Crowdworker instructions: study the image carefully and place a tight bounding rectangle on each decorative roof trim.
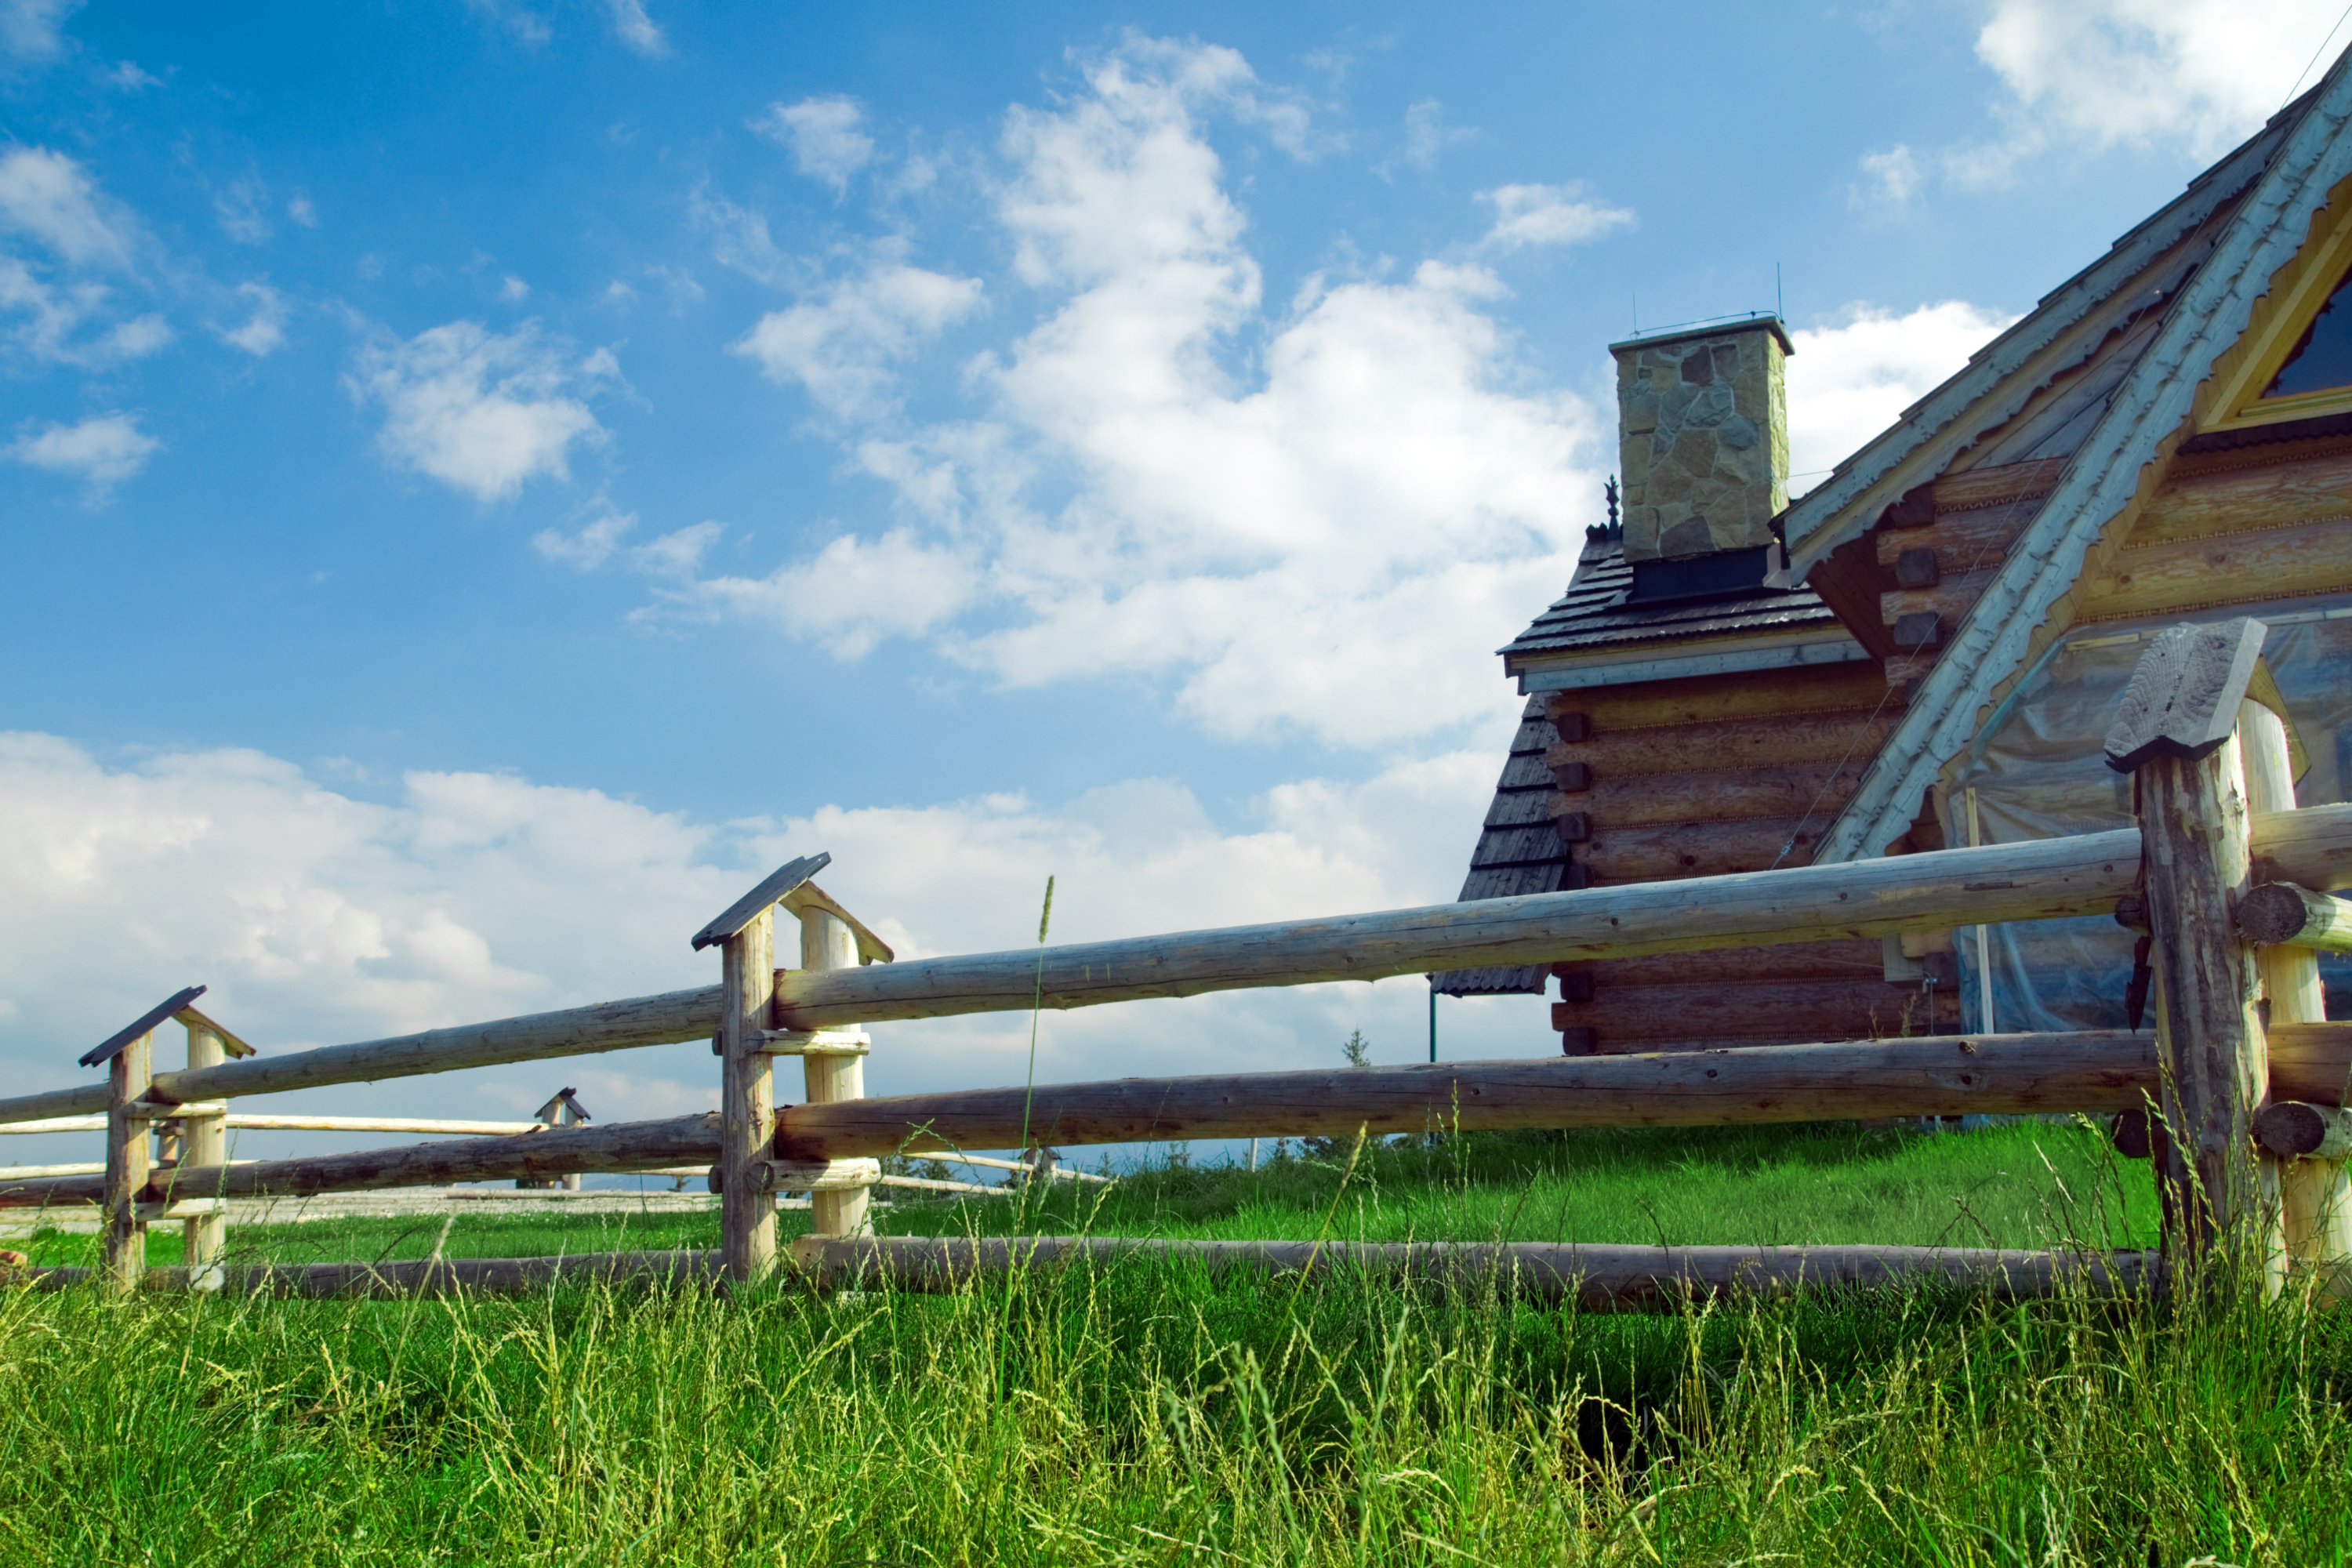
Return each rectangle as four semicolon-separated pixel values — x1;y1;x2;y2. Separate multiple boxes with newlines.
1818;57;2352;864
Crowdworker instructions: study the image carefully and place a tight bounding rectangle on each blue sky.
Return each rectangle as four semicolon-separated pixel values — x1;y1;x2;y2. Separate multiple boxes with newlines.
3;0;2347;1163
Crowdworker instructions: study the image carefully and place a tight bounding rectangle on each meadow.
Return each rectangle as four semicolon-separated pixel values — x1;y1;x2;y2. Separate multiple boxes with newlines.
5;1121;2349;1566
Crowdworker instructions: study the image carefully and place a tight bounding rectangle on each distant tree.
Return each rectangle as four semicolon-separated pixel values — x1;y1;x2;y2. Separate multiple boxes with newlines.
1341;1029;1370;1069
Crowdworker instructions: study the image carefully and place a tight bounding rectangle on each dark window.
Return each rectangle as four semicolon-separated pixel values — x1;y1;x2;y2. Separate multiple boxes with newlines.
2263;260;2352;400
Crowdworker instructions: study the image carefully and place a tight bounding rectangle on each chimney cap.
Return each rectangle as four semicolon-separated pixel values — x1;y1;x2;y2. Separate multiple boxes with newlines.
1608;312;1794;358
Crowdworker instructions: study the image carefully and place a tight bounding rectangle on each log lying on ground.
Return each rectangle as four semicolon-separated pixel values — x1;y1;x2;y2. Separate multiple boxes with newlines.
0;1113;723;1209
779;1029;2170;1160
790;1236;2160;1308
22;1249;724;1297
5;804;2343;1125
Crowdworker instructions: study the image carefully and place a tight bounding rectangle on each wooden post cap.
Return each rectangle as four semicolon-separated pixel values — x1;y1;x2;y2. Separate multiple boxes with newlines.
80;985;207;1069
2103;617;2267;773
691;853;829;952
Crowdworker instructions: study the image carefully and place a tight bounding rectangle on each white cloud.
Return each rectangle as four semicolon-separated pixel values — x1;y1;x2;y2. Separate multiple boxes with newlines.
731;259;984;419
0;146;135;267
1784;300;2024;486
1475;183;1635;252
690;185;795;285
287;194;318;227
103;59;158;90
347;319;610;503
0;728;1543;1157
1851;145;1922;212
499;274;530;301
1975;0;2346;162
680;40;1598;748
1399;100;1474;171
218;281;286;355
1872;2;2351;203
533;508;638;569
604;0;666;57
753;95;876;191
5;411;159;492
214;177;271;244
0;0;80;61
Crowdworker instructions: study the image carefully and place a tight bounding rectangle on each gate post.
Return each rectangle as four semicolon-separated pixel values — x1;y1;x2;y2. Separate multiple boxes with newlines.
2104;619;2279;1288
102;1028;152;1294
180;1017;227;1286
719;908;778;1284
2238;699;2352;1294
796;908;874;1239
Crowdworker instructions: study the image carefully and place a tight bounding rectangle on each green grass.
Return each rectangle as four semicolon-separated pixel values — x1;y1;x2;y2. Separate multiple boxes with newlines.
7;1123;2343;1566
10;1118;2165;1272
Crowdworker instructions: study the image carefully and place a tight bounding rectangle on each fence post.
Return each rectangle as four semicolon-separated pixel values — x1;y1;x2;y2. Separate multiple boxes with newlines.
2106;619;2279;1287
102;1029;153;1294
180;1018;227;1287
719;909;778;1284
799;908;873;1239
2238;698;2352;1293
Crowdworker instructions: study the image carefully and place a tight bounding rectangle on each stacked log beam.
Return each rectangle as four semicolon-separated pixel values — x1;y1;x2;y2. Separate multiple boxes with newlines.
1541;663;1924;1056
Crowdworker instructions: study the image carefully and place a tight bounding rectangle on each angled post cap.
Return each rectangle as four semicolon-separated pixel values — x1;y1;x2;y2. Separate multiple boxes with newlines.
691;852;831;952
781;880;896;965
172;1003;257;1059
534;1087;593;1123
80;985;207;1069
2103;617;2268;773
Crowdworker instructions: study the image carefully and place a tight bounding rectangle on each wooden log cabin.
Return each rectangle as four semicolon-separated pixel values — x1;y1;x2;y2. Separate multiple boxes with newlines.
1440;57;2352;1051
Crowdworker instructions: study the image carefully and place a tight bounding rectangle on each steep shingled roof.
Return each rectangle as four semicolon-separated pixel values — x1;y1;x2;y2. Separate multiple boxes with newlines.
1430;695;1565;996
1816;57;2352;862
1501;526;1842;669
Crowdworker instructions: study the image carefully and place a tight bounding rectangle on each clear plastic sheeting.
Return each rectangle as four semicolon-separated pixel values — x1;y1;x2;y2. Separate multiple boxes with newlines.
1944;596;2352;1035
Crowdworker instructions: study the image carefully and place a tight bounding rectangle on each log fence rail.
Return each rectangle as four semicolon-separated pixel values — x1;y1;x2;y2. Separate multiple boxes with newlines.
2;617;2347;1299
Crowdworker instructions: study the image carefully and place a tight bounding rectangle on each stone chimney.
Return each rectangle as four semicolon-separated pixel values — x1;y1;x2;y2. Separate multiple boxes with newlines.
1610;317;1793;565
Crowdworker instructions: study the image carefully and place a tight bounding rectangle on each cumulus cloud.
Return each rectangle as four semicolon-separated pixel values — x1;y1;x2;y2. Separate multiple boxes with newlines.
690;185;796;285
753;95;877;191
731;258;984;419
347;319;612;503
605;0;666;56
0;146;136;267
5;411;159;493
1784;300;2024;486
0;728;1544;1163
1398;99;1474;171
213;177;272;244
1475;183;1635;252
1864;2;2350;205
218;281;286;355
0;0;80;61
0;256;169;365
677;39;1602;748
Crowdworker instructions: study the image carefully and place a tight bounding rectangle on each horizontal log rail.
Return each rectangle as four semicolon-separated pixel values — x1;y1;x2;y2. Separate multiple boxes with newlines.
0;1113;721;1209
789;1236;2163;1308
9;1025;2339;1210
779;1024;2352;1161
4;804;2343;1131
19;1250;727;1297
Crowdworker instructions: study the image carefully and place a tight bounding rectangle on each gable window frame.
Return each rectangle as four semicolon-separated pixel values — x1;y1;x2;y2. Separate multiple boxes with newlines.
2202;178;2352;434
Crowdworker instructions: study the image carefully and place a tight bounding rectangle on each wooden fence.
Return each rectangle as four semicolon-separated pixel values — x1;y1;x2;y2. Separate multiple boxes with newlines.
5;619;2350;1302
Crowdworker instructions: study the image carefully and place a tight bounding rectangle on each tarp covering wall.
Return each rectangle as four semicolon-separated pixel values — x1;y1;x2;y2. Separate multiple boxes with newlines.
1945;597;2352;1034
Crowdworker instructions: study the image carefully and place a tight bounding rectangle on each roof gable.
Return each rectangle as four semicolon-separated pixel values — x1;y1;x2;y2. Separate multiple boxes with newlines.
1780;88;2313;579
1818;54;2352;863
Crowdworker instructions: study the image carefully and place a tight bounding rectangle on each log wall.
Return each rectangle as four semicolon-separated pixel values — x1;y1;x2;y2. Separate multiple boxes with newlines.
1541;664;1936;1054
